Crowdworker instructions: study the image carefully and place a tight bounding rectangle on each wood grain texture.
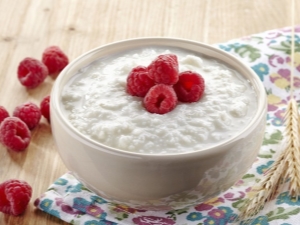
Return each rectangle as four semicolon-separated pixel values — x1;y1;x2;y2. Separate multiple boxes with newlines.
0;0;299;224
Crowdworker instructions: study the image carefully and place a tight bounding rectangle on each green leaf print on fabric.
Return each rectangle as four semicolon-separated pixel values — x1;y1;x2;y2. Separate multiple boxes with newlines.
270;40;300;54
166;208;189;220
232;199;247;210
233;45;261;62
258;153;273;159
240;173;260;186
262;130;283;145
242;174;255;179
108;203;147;222
108;206;131;221
259;154;273;159
258;149;276;159
266;207;300;221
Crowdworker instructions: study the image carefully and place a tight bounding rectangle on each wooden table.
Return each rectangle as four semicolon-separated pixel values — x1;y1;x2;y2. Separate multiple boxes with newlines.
1;0;299;224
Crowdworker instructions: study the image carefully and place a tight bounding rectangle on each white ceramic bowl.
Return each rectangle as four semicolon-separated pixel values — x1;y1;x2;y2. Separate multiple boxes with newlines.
50;38;267;210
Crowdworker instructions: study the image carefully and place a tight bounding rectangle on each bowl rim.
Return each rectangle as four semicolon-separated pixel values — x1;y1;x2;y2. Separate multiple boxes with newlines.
51;37;267;158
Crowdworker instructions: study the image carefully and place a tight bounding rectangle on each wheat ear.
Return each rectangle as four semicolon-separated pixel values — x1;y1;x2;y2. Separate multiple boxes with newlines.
238;98;300;220
284;98;300;198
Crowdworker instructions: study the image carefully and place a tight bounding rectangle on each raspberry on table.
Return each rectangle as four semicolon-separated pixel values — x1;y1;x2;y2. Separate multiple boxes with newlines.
13;102;41;130
143;84;177;114
0;179;32;216
148;54;179;85
0;106;9;124
40;95;50;122
42;46;69;74
17;57;49;88
0;117;31;152
127;66;155;97
173;71;205;102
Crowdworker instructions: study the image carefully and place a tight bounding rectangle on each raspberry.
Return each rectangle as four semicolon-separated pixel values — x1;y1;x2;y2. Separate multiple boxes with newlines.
17;57;49;89
40;95;50;122
0;117;31;152
148;54;179;85
42;46;69;74
13;102;41;130
173;71;205;102
143;84;177;114
0;179;32;216
0;106;9;124
127;66;155;97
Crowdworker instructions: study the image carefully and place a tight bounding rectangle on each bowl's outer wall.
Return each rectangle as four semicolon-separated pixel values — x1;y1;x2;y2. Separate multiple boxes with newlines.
50;38;267;210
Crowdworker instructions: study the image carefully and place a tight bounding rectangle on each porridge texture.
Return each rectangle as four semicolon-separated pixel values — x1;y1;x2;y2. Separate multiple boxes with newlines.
61;48;257;154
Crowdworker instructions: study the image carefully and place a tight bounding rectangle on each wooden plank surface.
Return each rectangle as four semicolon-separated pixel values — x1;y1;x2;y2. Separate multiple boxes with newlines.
0;0;299;224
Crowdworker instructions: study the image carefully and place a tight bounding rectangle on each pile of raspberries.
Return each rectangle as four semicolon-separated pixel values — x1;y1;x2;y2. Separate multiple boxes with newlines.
126;54;205;114
0;46;68;216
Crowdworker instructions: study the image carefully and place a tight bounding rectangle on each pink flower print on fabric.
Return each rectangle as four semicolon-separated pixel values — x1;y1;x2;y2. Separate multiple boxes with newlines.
265;31;282;39
223;191;246;201
195;203;214;211
274;108;285;120
86;205;104;218
268;54;284;67
270;68;300;92
270;108;286;126
280;25;300;33
55;197;82;215
194;197;225;212
208;208;226;219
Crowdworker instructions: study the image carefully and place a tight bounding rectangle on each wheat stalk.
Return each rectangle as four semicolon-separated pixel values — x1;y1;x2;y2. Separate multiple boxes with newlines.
284;98;300;198
238;98;300;221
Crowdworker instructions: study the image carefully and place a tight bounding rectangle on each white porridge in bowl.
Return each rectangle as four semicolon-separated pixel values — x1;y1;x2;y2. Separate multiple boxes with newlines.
61;47;257;154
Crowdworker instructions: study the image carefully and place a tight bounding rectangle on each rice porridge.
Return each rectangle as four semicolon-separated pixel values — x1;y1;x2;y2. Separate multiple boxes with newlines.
61;47;257;154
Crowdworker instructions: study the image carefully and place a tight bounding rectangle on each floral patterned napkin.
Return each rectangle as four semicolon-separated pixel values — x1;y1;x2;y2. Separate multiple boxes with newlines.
35;26;300;225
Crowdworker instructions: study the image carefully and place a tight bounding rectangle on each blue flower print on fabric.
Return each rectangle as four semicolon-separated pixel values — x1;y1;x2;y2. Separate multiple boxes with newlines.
271;117;284;126
186;212;204;221
90;195;107;204
203;217;227;225
54;178;68;186
276;192;300;206
251;63;269;81
40;199;61;218
218;43;242;52
256;161;274;175
73;197;92;212
190;206;237;225
218;206;236;221
286;34;300;43
66;183;84;193
73;197;108;220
